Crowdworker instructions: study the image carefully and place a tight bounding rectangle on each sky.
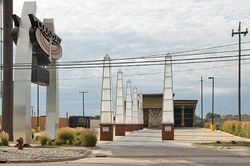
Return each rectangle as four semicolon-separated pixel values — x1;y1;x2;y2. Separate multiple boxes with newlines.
1;0;250;118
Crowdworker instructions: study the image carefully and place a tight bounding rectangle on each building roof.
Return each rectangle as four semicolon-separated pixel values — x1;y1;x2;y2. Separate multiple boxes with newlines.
143;93;198;109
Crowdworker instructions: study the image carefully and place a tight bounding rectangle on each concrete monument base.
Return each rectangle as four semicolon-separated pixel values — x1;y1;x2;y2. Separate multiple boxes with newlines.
115;124;125;136
162;123;174;140
100;124;113;141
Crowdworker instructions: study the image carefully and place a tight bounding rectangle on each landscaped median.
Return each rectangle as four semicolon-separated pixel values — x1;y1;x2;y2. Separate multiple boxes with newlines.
0;147;90;163
0;127;98;163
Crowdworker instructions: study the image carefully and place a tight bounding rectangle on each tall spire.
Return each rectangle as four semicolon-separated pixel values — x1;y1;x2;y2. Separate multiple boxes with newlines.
132;87;138;125
115;70;124;124
162;54;174;140
100;54;113;141
125;80;133;124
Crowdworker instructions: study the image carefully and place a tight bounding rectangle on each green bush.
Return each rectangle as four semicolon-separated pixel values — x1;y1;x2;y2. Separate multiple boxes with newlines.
35;133;51;146
83;134;97;147
52;127;98;147
240;122;250;138
216;140;222;144
56;127;75;145
73;128;98;147
32;129;35;140
0;131;9;146
38;133;51;146
231;140;237;144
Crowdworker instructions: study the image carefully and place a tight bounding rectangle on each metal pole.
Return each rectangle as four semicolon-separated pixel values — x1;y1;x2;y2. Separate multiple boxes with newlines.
238;22;241;122
0;0;3;98
232;22;248;122
212;78;214;125
79;91;88;117
200;77;203;126
36;85;40;131
2;0;13;141
208;77;215;125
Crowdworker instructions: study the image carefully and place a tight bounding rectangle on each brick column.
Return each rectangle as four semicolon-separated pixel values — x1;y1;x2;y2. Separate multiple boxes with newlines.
162;124;174;140
100;124;113;141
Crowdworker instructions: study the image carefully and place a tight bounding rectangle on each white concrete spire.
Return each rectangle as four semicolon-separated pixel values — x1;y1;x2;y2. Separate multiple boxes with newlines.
100;54;113;124
138;92;144;125
125;80;133;124
162;54;174;124
115;69;124;124
132;87;138;124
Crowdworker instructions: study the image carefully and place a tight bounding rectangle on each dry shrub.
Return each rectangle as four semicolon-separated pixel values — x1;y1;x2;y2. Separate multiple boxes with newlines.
222;121;250;139
74;128;98;147
38;133;51;146
222;121;236;134
203;123;210;129
0;131;9;146
240;122;250;138
234;121;241;135
56;127;75;145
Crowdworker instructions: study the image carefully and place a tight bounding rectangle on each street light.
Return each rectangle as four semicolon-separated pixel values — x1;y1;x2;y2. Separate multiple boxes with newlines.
208;76;215;125
79;91;88;117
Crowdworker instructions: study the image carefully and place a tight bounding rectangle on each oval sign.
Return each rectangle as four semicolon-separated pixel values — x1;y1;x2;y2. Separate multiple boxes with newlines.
35;28;62;60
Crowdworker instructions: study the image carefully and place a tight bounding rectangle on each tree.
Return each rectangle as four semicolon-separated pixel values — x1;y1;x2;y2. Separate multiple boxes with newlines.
205;112;221;120
94;115;100;120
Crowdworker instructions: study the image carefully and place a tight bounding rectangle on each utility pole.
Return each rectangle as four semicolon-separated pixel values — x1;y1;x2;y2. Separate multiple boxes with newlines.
2;0;13;141
79;91;88;117
0;0;3;98
208;77;215;125
232;21;248;122
200;77;203;126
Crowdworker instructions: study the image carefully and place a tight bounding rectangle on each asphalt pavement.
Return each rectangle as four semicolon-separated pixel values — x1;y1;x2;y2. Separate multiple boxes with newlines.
4;128;250;166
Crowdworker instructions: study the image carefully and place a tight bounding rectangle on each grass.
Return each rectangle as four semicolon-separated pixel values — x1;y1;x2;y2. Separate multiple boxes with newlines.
222;121;250;139
199;141;250;147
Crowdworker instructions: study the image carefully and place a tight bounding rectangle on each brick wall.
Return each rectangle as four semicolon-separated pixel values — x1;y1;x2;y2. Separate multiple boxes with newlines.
0;116;69;131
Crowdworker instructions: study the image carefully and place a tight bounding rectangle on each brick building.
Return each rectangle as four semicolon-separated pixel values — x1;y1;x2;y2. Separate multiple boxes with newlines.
143;94;197;128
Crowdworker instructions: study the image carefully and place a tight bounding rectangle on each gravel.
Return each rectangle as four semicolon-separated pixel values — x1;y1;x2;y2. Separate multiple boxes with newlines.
0;147;89;163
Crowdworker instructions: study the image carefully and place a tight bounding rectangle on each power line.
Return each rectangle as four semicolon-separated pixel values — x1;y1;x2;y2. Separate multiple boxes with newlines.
5;50;250;69
10;43;250;65
59;61;250;81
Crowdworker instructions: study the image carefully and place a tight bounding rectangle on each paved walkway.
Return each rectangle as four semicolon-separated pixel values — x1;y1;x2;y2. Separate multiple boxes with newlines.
93;128;250;158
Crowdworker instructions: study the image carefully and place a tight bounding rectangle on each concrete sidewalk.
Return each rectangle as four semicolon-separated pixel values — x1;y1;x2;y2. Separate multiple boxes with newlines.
92;128;250;158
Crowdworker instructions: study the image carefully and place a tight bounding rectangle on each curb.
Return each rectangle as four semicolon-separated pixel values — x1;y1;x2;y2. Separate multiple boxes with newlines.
4;150;91;163
106;154;250;158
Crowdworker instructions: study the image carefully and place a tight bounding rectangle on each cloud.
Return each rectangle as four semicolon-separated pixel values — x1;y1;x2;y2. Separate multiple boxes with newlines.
10;0;250;116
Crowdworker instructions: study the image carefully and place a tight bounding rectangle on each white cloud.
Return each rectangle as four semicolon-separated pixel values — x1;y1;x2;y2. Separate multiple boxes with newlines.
11;0;250;116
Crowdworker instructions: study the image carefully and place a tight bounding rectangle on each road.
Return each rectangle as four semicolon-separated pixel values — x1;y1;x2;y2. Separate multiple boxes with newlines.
4;128;250;166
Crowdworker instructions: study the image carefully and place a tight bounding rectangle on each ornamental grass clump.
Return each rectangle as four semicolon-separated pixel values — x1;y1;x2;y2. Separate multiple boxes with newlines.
73;128;98;147
222;120;236;134
81;128;98;147
222;121;250;139
240;122;250;138
203;123;210;129
0;131;9;146
56;127;75;145
38;133;51;146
